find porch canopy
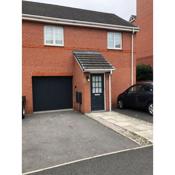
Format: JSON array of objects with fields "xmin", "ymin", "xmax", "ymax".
[{"xmin": 73, "ymin": 51, "xmax": 115, "ymax": 73}]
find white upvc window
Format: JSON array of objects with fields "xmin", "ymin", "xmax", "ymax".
[
  {"xmin": 107, "ymin": 32, "xmax": 122, "ymax": 50},
  {"xmin": 44, "ymin": 26, "xmax": 64, "ymax": 46}
]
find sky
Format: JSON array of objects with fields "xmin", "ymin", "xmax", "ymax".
[{"xmin": 25, "ymin": 0, "xmax": 136, "ymax": 21}]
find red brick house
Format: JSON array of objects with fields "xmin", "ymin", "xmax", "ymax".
[
  {"xmin": 130, "ymin": 0, "xmax": 153, "ymax": 66},
  {"xmin": 22, "ymin": 1, "xmax": 139, "ymax": 114}
]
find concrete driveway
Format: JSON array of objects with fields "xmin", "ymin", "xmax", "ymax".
[{"xmin": 23, "ymin": 111, "xmax": 138, "ymax": 173}]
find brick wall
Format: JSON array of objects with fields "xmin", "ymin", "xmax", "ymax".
[
  {"xmin": 135, "ymin": 0, "xmax": 153, "ymax": 66},
  {"xmin": 22, "ymin": 20, "xmax": 136, "ymax": 113},
  {"xmin": 73, "ymin": 61, "xmax": 91, "ymax": 113}
]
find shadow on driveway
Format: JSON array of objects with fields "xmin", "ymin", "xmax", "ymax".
[{"xmin": 113, "ymin": 109, "xmax": 153, "ymax": 123}]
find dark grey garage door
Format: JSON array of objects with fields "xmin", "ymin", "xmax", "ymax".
[{"xmin": 32, "ymin": 77, "xmax": 72, "ymax": 112}]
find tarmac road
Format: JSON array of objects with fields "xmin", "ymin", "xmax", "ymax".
[{"xmin": 24, "ymin": 145, "xmax": 153, "ymax": 175}]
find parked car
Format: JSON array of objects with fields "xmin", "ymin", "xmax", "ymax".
[
  {"xmin": 22, "ymin": 96, "xmax": 26, "ymax": 119},
  {"xmin": 117, "ymin": 82, "xmax": 153, "ymax": 115}
]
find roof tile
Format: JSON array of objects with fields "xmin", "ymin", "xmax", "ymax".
[
  {"xmin": 73, "ymin": 51, "xmax": 115, "ymax": 72},
  {"xmin": 22, "ymin": 1, "xmax": 135, "ymax": 27}
]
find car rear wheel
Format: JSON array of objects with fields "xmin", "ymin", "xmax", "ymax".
[
  {"xmin": 148, "ymin": 103, "xmax": 153, "ymax": 115},
  {"xmin": 118, "ymin": 100, "xmax": 124, "ymax": 109}
]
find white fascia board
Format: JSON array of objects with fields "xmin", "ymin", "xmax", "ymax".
[
  {"xmin": 22, "ymin": 14, "xmax": 139, "ymax": 32},
  {"xmin": 84, "ymin": 68, "xmax": 115, "ymax": 73}
]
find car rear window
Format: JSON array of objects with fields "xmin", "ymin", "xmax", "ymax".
[{"xmin": 128, "ymin": 85, "xmax": 142, "ymax": 93}]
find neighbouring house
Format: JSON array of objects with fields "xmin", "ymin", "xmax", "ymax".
[
  {"xmin": 130, "ymin": 0, "xmax": 153, "ymax": 67},
  {"xmin": 22, "ymin": 1, "xmax": 139, "ymax": 114}
]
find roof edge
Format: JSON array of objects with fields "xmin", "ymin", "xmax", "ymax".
[
  {"xmin": 74, "ymin": 55, "xmax": 84, "ymax": 72},
  {"xmin": 22, "ymin": 14, "xmax": 139, "ymax": 32},
  {"xmin": 84, "ymin": 68, "xmax": 115, "ymax": 72}
]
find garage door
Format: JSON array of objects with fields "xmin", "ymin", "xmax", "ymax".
[{"xmin": 32, "ymin": 76, "xmax": 72, "ymax": 112}]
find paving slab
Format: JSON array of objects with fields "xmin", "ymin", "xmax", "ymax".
[
  {"xmin": 86, "ymin": 110, "xmax": 153, "ymax": 145},
  {"xmin": 114, "ymin": 109, "xmax": 153, "ymax": 123}
]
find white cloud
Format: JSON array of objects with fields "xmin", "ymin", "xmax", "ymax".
[{"xmin": 24, "ymin": 0, "xmax": 136, "ymax": 20}]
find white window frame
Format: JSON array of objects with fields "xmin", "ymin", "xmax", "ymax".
[
  {"xmin": 107, "ymin": 32, "xmax": 122, "ymax": 50},
  {"xmin": 44, "ymin": 25, "xmax": 64, "ymax": 46}
]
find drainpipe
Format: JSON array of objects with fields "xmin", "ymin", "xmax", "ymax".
[
  {"xmin": 109, "ymin": 70, "xmax": 112, "ymax": 111},
  {"xmin": 131, "ymin": 29, "xmax": 135, "ymax": 85}
]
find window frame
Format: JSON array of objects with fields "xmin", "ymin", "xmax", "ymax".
[
  {"xmin": 107, "ymin": 32, "xmax": 122, "ymax": 50},
  {"xmin": 92, "ymin": 75, "xmax": 103, "ymax": 94},
  {"xmin": 44, "ymin": 25, "xmax": 64, "ymax": 47}
]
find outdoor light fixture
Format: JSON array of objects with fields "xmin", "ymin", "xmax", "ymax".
[{"xmin": 86, "ymin": 75, "xmax": 90, "ymax": 82}]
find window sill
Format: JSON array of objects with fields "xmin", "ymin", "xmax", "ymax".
[
  {"xmin": 44, "ymin": 44, "xmax": 64, "ymax": 47},
  {"xmin": 107, "ymin": 48, "xmax": 122, "ymax": 51}
]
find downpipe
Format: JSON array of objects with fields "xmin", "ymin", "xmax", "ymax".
[{"xmin": 131, "ymin": 29, "xmax": 135, "ymax": 85}]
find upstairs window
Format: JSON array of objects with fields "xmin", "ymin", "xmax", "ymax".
[
  {"xmin": 44, "ymin": 26, "xmax": 64, "ymax": 46},
  {"xmin": 107, "ymin": 32, "xmax": 122, "ymax": 49}
]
